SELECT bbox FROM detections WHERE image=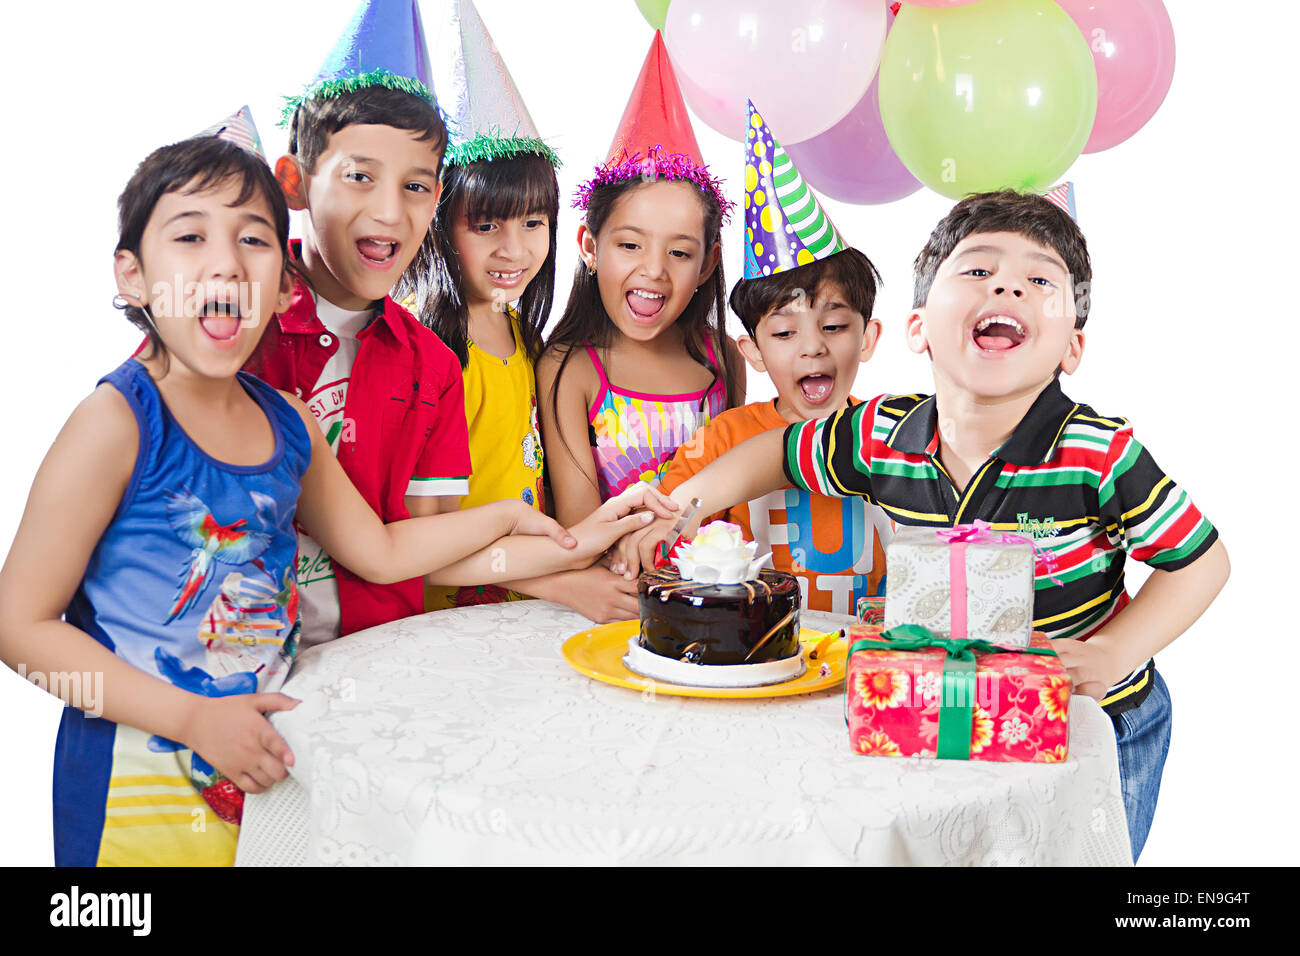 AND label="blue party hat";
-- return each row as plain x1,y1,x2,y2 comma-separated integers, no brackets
281,0,437,125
